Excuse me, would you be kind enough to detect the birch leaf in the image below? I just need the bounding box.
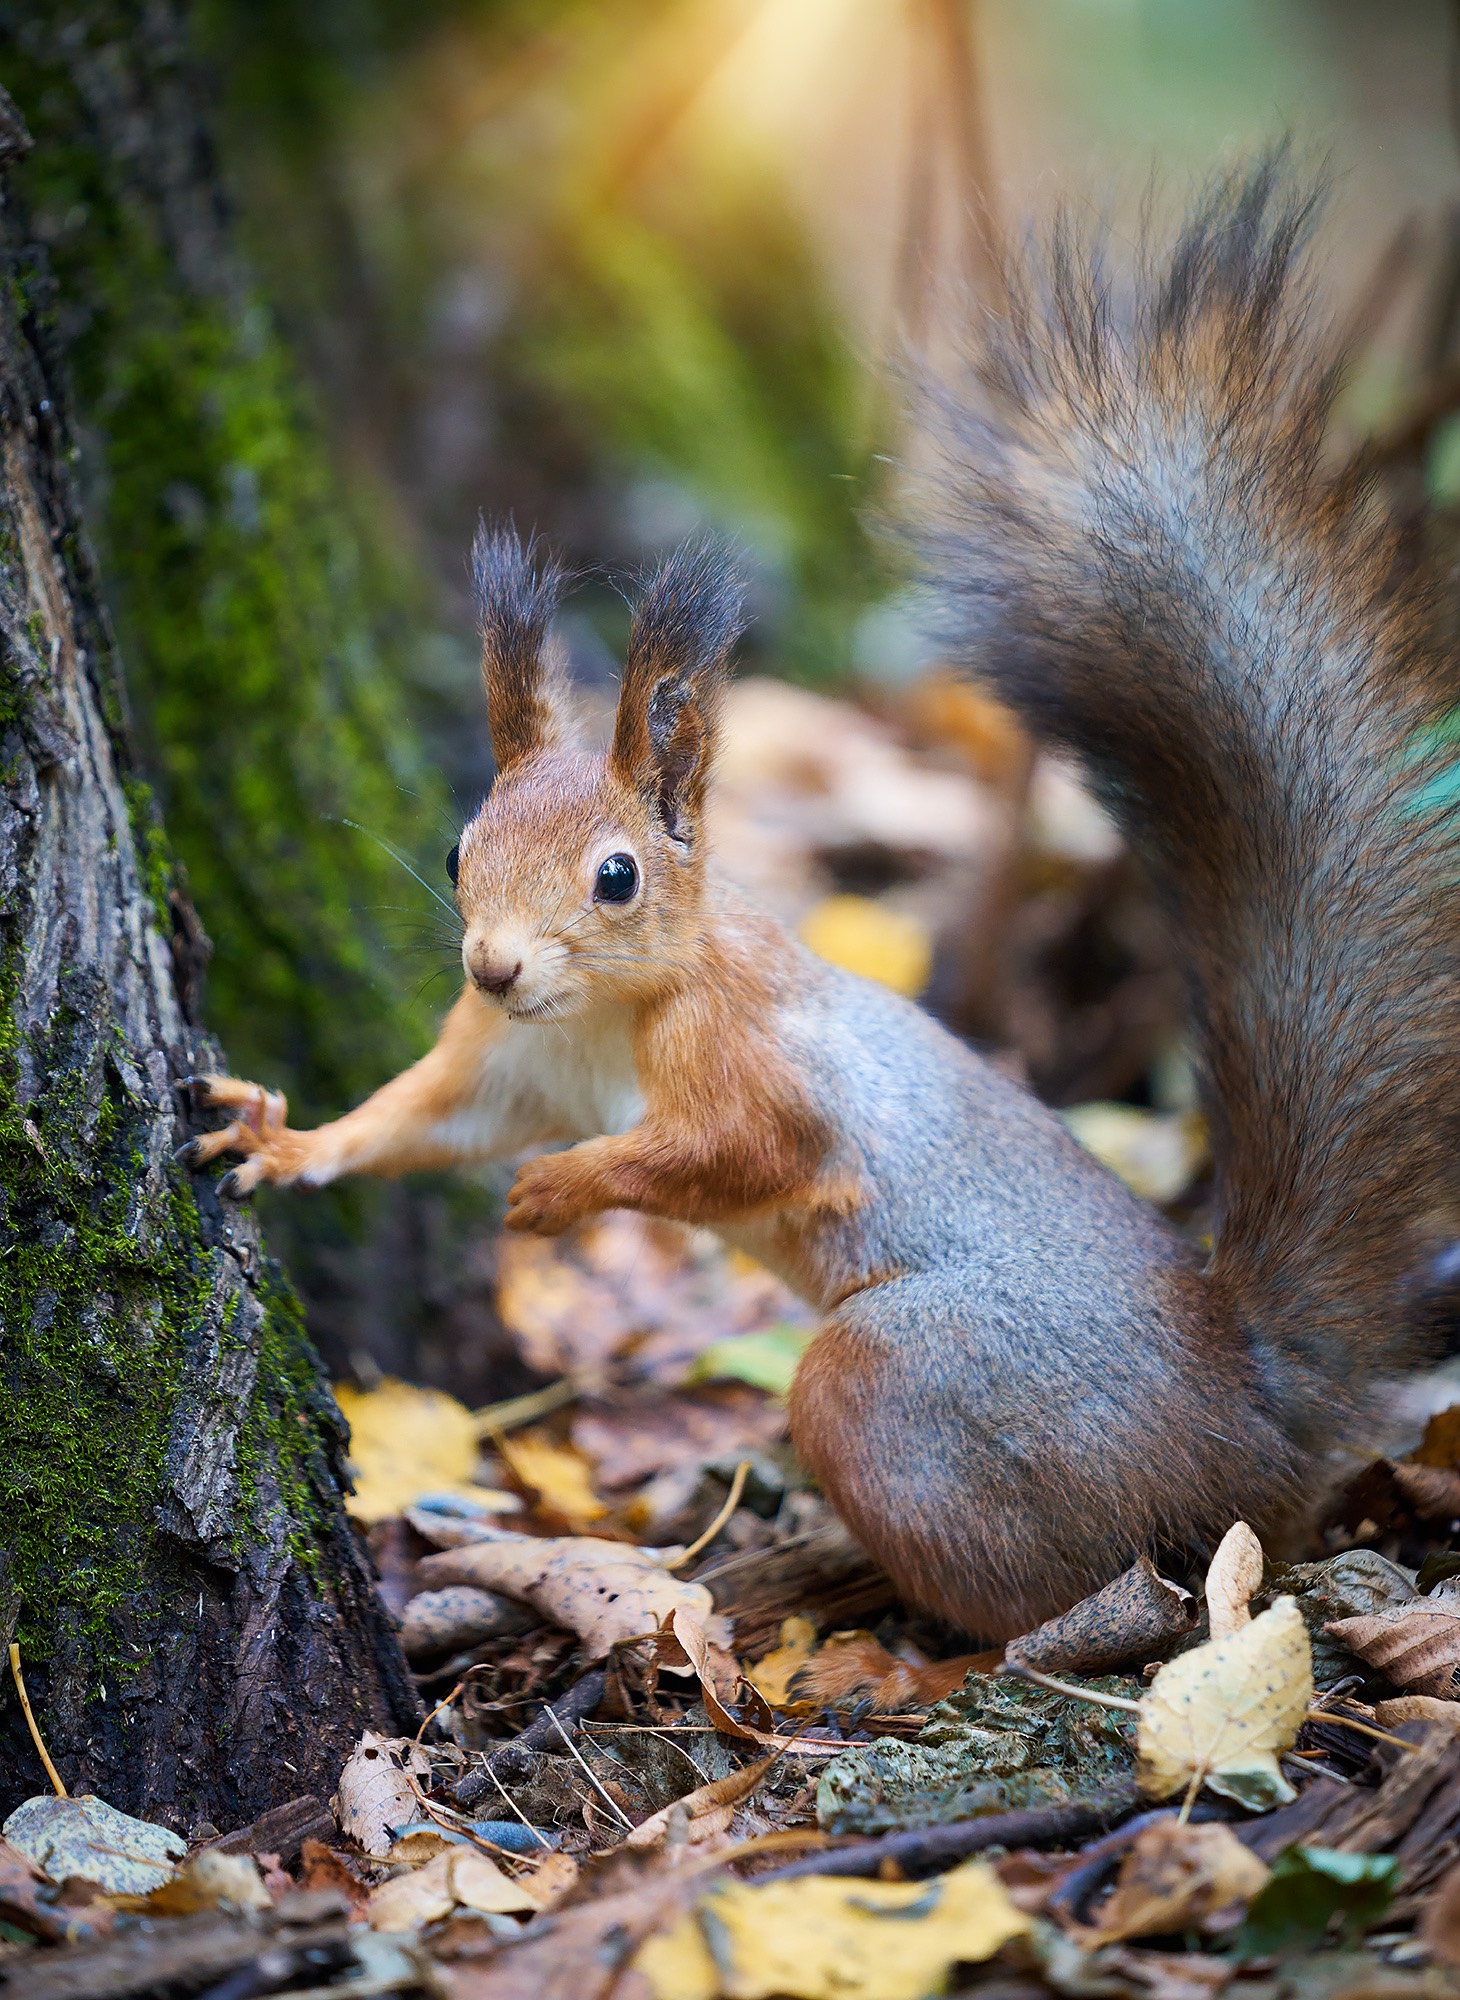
[1137,1595,1312,1809]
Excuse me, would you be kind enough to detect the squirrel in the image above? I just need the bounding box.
[181,163,1460,1675]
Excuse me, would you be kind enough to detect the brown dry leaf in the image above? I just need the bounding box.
[1007,1556,1194,1675]
[334,1377,514,1524]
[1392,1462,1460,1520]
[1137,1595,1312,1809]
[447,1866,706,2000]
[747,1617,818,1706]
[574,1386,785,1492]
[1082,1819,1270,1944]
[649,1607,836,1758]
[1204,1522,1265,1642]
[625,1752,781,1850]
[496,1211,804,1385]
[1326,1596,1460,1696]
[634,1858,1030,2000]
[498,1427,607,1526]
[368,1844,540,1932]
[1410,1403,1460,1469]
[417,1534,730,1658]
[521,1850,579,1906]
[331,1731,431,1858]
[143,1850,271,1915]
[298,1837,370,1916]
[1374,1695,1460,1731]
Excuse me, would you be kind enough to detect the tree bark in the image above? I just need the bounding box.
[0,90,417,1829]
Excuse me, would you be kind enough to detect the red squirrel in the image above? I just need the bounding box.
[182,166,1460,1659]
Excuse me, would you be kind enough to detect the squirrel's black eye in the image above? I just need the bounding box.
[445,843,460,886]
[594,853,639,904]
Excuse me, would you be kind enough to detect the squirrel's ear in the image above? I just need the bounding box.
[610,540,745,846]
[473,521,574,771]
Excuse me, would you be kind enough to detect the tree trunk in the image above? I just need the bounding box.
[0,92,417,1829]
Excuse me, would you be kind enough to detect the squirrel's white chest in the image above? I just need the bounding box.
[496,1009,644,1142]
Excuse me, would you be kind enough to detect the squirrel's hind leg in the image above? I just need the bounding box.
[787,1268,1292,1644]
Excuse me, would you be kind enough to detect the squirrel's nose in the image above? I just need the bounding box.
[470,949,523,997]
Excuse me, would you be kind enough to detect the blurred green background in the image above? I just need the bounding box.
[3,0,1456,1381]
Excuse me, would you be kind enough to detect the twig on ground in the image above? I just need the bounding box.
[455,1665,609,1810]
[669,1462,750,1570]
[545,1703,635,1829]
[475,1374,588,1437]
[754,1790,1138,1882]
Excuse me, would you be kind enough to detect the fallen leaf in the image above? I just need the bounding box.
[650,1607,827,1755]
[625,1752,781,1850]
[1374,1695,1460,1730]
[416,1534,730,1658]
[1233,1846,1399,1956]
[634,1857,1030,2000]
[498,1427,607,1525]
[451,1865,704,2000]
[298,1837,370,1916]
[1137,1595,1312,1809]
[522,1850,579,1906]
[1082,1820,1269,1944]
[747,1617,818,1705]
[1392,1462,1460,1521]
[144,1849,271,1914]
[1326,1593,1460,1697]
[1007,1556,1194,1675]
[2,1794,185,1895]
[574,1386,786,1489]
[331,1732,430,1858]
[1410,1403,1460,1469]
[368,1844,541,1932]
[0,1836,94,1943]
[799,894,931,997]
[496,1210,805,1384]
[684,1326,817,1399]
[1205,1522,1265,1642]
[334,1377,513,1524]
[1060,1103,1207,1205]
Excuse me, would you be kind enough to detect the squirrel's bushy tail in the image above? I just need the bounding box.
[927,158,1460,1442]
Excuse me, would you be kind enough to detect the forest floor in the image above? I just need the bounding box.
[6,682,1460,2000]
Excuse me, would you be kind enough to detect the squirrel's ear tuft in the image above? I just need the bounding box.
[610,540,745,846]
[472,520,574,770]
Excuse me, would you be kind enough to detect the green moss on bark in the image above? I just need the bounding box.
[3,9,449,1117]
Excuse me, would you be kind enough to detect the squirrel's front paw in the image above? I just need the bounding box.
[175,1075,315,1197]
[504,1157,584,1236]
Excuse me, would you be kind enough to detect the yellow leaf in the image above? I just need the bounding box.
[334,1377,514,1525]
[747,1617,818,1706]
[1138,1595,1312,1810]
[367,1845,540,1932]
[635,1859,1029,2000]
[499,1427,606,1525]
[799,896,931,998]
[1060,1103,1207,1205]
[1082,1818,1269,1944]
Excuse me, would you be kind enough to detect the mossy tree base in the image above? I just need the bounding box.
[0,96,416,1828]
